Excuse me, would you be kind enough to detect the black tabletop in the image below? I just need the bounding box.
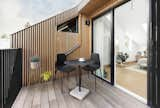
[65,59,91,92]
[64,59,89,67]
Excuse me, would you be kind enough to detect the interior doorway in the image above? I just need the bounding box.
[92,0,149,104]
[114,0,149,103]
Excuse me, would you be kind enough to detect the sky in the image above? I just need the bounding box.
[0,0,82,36]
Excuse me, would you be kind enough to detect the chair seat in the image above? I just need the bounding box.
[57,65,76,73]
[82,64,99,71]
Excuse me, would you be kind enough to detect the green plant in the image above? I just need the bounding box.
[31,56,40,62]
[0,34,9,39]
[41,71,52,81]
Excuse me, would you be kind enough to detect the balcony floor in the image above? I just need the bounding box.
[12,74,149,108]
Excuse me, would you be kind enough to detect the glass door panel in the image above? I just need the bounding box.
[93,11,113,82]
[114,0,149,100]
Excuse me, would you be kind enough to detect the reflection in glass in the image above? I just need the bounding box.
[115,0,149,99]
[93,11,112,82]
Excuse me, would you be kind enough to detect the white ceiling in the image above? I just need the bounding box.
[115,0,149,46]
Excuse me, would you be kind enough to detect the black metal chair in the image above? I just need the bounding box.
[55,53,76,93]
[82,53,100,91]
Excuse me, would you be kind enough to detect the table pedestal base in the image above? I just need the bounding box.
[69,86,90,100]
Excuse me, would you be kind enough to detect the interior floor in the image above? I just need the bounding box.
[116,62,147,99]
[104,65,111,81]
[12,74,148,108]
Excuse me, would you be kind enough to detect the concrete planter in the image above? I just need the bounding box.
[30,62,40,70]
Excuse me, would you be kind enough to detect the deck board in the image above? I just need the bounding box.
[23,86,34,108]
[12,75,149,108]
[32,84,41,108]
[40,84,50,108]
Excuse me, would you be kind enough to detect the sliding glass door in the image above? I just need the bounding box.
[93,11,113,83]
[114,0,149,102]
[92,0,152,105]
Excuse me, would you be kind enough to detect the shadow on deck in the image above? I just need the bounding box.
[12,74,149,108]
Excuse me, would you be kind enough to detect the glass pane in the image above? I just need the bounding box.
[93,11,112,82]
[115,0,149,100]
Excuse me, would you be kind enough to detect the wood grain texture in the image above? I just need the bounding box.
[12,75,149,108]
[11,7,79,86]
[80,0,112,16]
[56,32,79,54]
[79,14,91,59]
[79,0,125,18]
[116,64,147,99]
[67,14,91,60]
[10,0,125,86]
[90,0,125,18]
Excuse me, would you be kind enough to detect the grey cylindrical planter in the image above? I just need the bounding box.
[30,62,40,69]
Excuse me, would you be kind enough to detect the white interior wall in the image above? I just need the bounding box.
[93,12,112,66]
[115,0,149,62]
[93,0,149,63]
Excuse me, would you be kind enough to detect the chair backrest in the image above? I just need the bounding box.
[56,53,66,66]
[91,53,100,66]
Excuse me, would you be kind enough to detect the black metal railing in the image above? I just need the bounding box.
[0,48,22,108]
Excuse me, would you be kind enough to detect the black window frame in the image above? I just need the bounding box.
[57,17,78,33]
[91,0,156,107]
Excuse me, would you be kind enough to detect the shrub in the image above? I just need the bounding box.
[41,71,52,81]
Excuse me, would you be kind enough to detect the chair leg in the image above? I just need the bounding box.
[54,69,57,81]
[53,70,56,85]
[67,72,71,92]
[75,71,78,86]
[61,72,64,93]
[88,71,90,79]
[95,71,96,91]
[67,72,70,80]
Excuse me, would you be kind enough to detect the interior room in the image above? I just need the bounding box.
[93,11,113,82]
[115,0,149,100]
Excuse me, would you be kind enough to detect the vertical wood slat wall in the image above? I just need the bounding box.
[11,7,79,86]
[79,15,91,59]
[56,32,80,53]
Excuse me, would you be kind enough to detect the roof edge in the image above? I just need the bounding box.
[11,0,89,36]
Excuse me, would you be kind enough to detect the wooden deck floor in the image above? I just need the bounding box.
[12,75,149,108]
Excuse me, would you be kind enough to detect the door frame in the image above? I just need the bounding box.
[91,0,131,85]
[91,0,152,106]
[148,0,160,107]
[92,9,114,85]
